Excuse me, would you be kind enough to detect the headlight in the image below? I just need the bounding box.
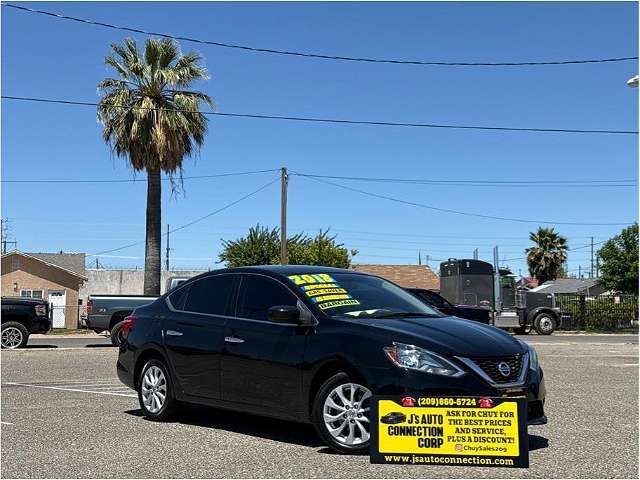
[384,342,465,377]
[528,345,540,371]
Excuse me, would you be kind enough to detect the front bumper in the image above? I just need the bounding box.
[367,363,547,426]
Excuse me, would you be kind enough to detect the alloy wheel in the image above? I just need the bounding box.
[538,316,553,333]
[1,327,23,349]
[141,365,167,414]
[323,382,372,446]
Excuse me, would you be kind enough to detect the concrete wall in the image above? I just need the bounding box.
[79,269,207,301]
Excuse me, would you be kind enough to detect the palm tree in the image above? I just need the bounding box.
[97,38,213,294]
[526,227,569,284]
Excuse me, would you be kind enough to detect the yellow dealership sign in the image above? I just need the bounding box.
[370,396,529,468]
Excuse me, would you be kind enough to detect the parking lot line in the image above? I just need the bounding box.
[0,421,14,425]
[5,382,137,398]
[8,379,120,385]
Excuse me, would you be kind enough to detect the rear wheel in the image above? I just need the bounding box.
[137,359,178,421]
[1,322,29,349]
[312,373,372,454]
[534,313,556,335]
[110,320,126,346]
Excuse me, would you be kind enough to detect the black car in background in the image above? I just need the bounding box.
[117,266,546,454]
[1,296,51,348]
[405,287,492,324]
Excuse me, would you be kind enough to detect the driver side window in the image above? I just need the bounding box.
[237,275,297,322]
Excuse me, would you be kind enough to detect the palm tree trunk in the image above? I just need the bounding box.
[143,165,162,295]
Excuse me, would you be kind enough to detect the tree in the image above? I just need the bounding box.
[526,227,569,284]
[97,38,212,294]
[219,225,354,268]
[597,224,638,294]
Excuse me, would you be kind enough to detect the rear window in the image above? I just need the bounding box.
[184,275,235,316]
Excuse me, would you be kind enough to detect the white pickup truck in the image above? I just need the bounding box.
[86,276,190,346]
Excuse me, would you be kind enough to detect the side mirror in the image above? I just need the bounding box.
[267,305,300,324]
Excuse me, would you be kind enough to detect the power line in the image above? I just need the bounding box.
[502,240,608,261]
[4,3,637,68]
[289,173,637,188]
[88,176,279,256]
[292,171,633,226]
[1,168,279,184]
[2,166,633,187]
[2,95,637,135]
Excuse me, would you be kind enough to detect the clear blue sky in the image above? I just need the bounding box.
[2,1,638,276]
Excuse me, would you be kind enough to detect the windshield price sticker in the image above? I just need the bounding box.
[288,274,361,310]
[370,396,528,468]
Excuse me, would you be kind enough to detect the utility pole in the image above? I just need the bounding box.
[590,236,594,278]
[418,251,422,265]
[473,248,479,260]
[1,218,16,253]
[1,217,5,254]
[280,167,288,265]
[578,265,582,278]
[493,246,501,313]
[165,224,170,271]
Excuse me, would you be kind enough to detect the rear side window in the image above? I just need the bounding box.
[167,285,188,310]
[237,275,297,322]
[184,275,235,316]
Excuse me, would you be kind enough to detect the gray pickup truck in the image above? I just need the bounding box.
[86,276,189,345]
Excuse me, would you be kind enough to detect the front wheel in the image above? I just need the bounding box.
[137,359,178,421]
[534,313,556,335]
[514,325,531,335]
[1,322,29,349]
[312,373,372,454]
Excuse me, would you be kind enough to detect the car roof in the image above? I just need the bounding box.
[1,296,49,305]
[175,265,368,288]
[215,265,366,278]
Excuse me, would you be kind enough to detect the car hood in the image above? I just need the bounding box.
[358,316,525,357]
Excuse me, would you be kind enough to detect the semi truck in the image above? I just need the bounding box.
[439,258,560,335]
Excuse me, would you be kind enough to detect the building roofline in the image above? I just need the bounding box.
[1,250,88,280]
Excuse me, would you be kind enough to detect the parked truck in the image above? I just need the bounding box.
[1,297,52,348]
[439,258,560,335]
[86,276,190,346]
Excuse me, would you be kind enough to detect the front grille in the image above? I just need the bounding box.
[469,354,523,384]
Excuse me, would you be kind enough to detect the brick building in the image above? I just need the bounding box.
[352,264,439,290]
[1,251,87,329]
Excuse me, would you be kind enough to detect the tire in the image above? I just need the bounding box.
[1,322,29,349]
[137,359,178,421]
[110,320,126,346]
[534,313,556,335]
[312,372,372,454]
[514,326,531,335]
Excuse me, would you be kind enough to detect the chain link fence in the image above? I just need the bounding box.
[556,293,638,331]
[48,305,89,330]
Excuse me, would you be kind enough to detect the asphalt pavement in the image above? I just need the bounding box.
[1,334,638,478]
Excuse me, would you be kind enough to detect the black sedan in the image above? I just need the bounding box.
[117,266,546,454]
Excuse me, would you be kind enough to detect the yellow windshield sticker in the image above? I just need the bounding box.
[305,288,347,297]
[288,273,361,310]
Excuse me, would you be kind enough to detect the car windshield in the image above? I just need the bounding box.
[286,272,442,319]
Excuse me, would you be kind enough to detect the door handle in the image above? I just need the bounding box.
[224,336,244,344]
[166,330,183,337]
